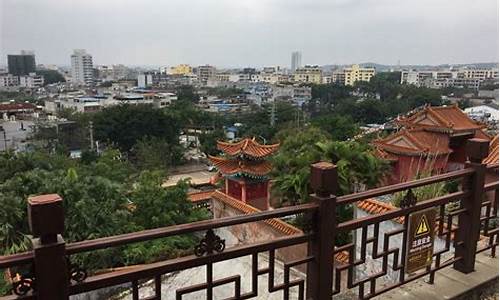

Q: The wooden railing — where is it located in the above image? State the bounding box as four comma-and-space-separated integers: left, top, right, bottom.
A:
0, 138, 498, 300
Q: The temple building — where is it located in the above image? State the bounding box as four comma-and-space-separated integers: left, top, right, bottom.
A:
374, 105, 492, 184
208, 138, 280, 211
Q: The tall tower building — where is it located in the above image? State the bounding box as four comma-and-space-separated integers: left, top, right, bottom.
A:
71, 49, 94, 85
7, 50, 36, 76
291, 51, 302, 72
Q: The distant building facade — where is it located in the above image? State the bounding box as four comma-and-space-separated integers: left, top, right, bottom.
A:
19, 73, 44, 88
344, 64, 376, 86
70, 49, 94, 85
291, 51, 302, 72
401, 67, 498, 89
195, 65, 216, 85
0, 74, 20, 89
169, 64, 193, 75
7, 50, 36, 76
293, 65, 322, 84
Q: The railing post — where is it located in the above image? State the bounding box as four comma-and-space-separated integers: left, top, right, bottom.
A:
28, 194, 69, 299
306, 162, 337, 300
454, 138, 489, 273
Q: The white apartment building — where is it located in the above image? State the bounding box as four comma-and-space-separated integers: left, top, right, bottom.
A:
402, 68, 498, 88
71, 49, 94, 85
460, 68, 499, 80
19, 73, 44, 88
0, 74, 20, 88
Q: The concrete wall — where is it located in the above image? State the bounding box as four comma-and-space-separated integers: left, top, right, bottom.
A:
211, 198, 308, 273
354, 207, 455, 285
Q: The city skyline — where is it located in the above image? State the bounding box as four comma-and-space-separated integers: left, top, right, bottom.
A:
1, 0, 498, 67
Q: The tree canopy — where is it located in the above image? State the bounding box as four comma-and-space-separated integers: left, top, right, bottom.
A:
93, 104, 180, 153
0, 149, 208, 272
36, 69, 66, 85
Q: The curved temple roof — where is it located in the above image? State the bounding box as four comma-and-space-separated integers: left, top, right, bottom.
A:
396, 105, 485, 133
208, 155, 273, 176
217, 138, 280, 158
372, 128, 452, 156
484, 134, 499, 166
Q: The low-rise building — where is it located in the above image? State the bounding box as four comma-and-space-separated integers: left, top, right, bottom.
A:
196, 65, 216, 85
271, 85, 311, 106
0, 74, 20, 89
402, 67, 498, 88
19, 73, 44, 88
344, 64, 376, 86
169, 64, 193, 75
332, 71, 345, 84
460, 68, 499, 80
293, 65, 322, 84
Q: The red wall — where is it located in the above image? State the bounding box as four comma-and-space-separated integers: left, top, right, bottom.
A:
246, 181, 268, 200
227, 179, 242, 200
386, 155, 448, 184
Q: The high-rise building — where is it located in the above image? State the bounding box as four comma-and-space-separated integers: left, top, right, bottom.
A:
291, 51, 302, 72
7, 50, 36, 76
71, 49, 94, 85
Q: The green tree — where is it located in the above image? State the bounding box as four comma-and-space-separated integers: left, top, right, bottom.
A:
272, 127, 330, 204
0, 148, 208, 275
199, 129, 225, 156
36, 69, 66, 85
132, 136, 184, 171
176, 85, 200, 102
92, 104, 180, 153
316, 140, 388, 193
206, 87, 244, 98
271, 127, 388, 245
311, 114, 360, 141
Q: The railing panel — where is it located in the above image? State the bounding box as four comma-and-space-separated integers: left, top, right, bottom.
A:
0, 138, 496, 300
68, 234, 313, 299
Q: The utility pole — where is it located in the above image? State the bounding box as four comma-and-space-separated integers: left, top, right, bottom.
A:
89, 121, 94, 151
2, 128, 7, 150
0, 126, 9, 151
270, 101, 276, 127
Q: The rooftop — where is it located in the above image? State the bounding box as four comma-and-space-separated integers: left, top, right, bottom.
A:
208, 156, 273, 177
373, 128, 451, 156
397, 105, 485, 133
484, 134, 499, 166
216, 138, 280, 159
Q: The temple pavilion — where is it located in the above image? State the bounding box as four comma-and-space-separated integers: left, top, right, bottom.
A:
208, 138, 280, 210
373, 105, 492, 184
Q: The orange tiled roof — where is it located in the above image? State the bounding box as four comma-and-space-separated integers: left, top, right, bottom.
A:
211, 190, 301, 235
372, 128, 451, 156
357, 198, 405, 224
217, 138, 280, 158
211, 190, 349, 263
373, 147, 398, 161
208, 155, 273, 176
484, 134, 499, 166
188, 190, 215, 202
397, 105, 484, 132
474, 129, 492, 141
357, 198, 463, 239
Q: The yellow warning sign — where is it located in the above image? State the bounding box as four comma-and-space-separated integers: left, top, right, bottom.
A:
406, 209, 436, 273
415, 215, 430, 236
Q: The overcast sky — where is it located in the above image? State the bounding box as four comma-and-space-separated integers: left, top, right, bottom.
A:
1, 0, 498, 68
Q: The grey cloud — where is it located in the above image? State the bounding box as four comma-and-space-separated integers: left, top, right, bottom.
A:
1, 0, 498, 67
